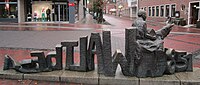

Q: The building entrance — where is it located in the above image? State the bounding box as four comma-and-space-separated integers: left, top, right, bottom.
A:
190, 2, 199, 24
52, 3, 69, 22
25, 0, 69, 22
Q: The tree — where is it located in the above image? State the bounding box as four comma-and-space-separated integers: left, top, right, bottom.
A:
93, 0, 104, 23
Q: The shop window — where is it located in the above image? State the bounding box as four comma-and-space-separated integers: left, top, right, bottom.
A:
0, 3, 18, 19
0, 0, 18, 19
171, 4, 176, 17
165, 5, 170, 17
160, 6, 164, 17
152, 6, 155, 16
148, 7, 151, 16
156, 6, 159, 16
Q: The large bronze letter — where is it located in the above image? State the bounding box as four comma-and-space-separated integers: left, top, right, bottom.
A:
46, 44, 63, 70
69, 36, 88, 71
125, 27, 137, 76
61, 41, 78, 70
87, 32, 104, 74
30, 51, 47, 71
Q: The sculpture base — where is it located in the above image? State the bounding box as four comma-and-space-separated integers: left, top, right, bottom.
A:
0, 67, 200, 85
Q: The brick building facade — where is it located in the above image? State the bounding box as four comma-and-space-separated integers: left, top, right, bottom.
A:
104, 0, 116, 15
139, 0, 200, 25
115, 0, 137, 18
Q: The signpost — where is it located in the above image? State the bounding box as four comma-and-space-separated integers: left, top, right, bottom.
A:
68, 0, 75, 23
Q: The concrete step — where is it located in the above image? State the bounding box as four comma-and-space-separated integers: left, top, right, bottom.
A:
0, 67, 200, 85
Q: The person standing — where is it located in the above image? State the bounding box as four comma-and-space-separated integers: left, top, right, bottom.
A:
41, 7, 46, 22
33, 11, 37, 22
46, 8, 51, 21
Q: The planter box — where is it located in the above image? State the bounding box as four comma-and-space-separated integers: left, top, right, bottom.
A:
174, 18, 186, 26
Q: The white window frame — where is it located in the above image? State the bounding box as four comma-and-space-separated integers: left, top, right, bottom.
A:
171, 4, 176, 17
156, 5, 160, 17
160, 5, 164, 17
188, 1, 200, 25
152, 6, 155, 17
165, 4, 171, 17
148, 6, 151, 16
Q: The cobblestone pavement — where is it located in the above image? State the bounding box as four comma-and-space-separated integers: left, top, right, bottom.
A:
0, 14, 200, 84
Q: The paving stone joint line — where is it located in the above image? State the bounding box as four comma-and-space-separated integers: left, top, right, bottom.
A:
167, 37, 200, 46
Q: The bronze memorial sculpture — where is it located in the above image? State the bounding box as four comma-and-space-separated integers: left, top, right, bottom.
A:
3, 10, 193, 78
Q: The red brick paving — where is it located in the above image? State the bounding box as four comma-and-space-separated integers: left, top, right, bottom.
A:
0, 49, 45, 68
164, 38, 200, 53
0, 48, 87, 85
169, 34, 200, 45
0, 48, 98, 69
161, 33, 200, 53
0, 79, 22, 85
0, 79, 81, 85
148, 23, 200, 33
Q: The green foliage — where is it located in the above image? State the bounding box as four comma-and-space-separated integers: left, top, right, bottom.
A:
92, 0, 104, 23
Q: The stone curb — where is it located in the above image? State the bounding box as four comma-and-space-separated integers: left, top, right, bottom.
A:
0, 69, 23, 80
0, 68, 200, 85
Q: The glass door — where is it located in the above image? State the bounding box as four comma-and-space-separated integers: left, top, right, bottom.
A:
53, 3, 68, 22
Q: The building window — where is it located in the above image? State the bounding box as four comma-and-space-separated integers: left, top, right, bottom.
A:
144, 7, 146, 11
165, 5, 170, 17
156, 6, 159, 16
132, 7, 136, 14
181, 4, 185, 11
171, 4, 176, 17
148, 7, 151, 16
152, 6, 155, 16
160, 6, 164, 17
